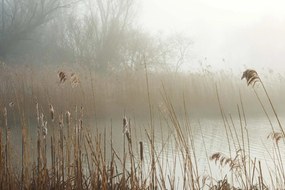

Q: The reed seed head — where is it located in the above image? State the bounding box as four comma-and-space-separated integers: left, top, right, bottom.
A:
59, 114, 63, 126
58, 71, 67, 83
123, 116, 128, 128
40, 113, 44, 125
70, 72, 80, 88
66, 111, 71, 125
123, 116, 129, 134
43, 121, 48, 138
123, 116, 131, 143
267, 132, 284, 144
49, 104, 54, 122
36, 102, 40, 123
8, 102, 14, 108
241, 69, 260, 86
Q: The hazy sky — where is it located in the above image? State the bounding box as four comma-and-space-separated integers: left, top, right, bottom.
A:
139, 0, 285, 73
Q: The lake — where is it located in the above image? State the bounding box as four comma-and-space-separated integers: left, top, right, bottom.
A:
6, 111, 285, 189
89, 113, 285, 189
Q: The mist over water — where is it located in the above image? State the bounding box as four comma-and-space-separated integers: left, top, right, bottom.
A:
140, 0, 285, 73
1, 0, 285, 188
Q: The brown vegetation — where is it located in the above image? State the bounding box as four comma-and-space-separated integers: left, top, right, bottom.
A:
0, 65, 285, 189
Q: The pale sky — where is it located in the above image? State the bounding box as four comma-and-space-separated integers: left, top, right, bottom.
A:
139, 0, 285, 73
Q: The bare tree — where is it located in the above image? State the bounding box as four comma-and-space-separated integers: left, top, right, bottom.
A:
60, 0, 137, 71
0, 0, 75, 60
166, 34, 193, 72
0, 0, 193, 72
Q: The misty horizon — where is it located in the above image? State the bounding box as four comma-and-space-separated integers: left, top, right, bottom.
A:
139, 0, 285, 73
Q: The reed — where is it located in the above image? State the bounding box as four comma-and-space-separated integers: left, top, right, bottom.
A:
0, 64, 285, 189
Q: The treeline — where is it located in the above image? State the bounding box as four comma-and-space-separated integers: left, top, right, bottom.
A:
0, 0, 192, 72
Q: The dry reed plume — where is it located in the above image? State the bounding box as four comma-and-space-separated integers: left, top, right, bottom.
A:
241, 68, 284, 135
58, 71, 67, 83
241, 69, 260, 86
1, 65, 285, 189
58, 70, 80, 88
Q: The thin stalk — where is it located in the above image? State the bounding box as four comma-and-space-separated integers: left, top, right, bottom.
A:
199, 121, 213, 187
237, 105, 249, 189
258, 161, 264, 189
144, 57, 155, 189
260, 80, 284, 135
3, 107, 8, 185
253, 89, 275, 132
215, 85, 232, 155
239, 90, 247, 126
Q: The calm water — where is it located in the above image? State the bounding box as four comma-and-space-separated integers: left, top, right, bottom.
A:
7, 114, 285, 188
91, 114, 285, 188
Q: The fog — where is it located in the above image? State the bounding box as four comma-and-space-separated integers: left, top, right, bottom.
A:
1, 1, 285, 189
140, 0, 285, 72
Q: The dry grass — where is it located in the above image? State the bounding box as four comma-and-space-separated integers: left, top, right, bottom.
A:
1, 64, 285, 119
0, 64, 285, 189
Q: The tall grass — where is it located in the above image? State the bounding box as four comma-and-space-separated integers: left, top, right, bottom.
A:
0, 64, 285, 189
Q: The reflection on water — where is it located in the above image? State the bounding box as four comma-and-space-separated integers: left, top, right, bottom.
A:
90, 114, 285, 187
7, 114, 285, 188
